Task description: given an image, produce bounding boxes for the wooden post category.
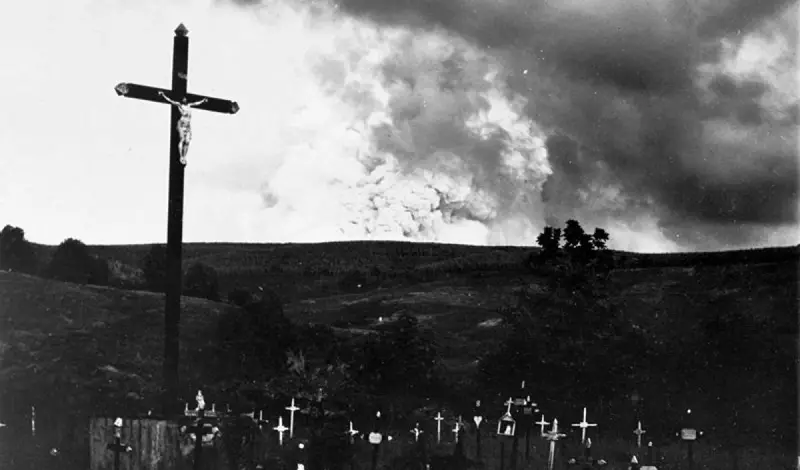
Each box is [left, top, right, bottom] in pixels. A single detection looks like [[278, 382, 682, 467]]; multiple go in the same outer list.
[[500, 440, 506, 470], [114, 24, 240, 416]]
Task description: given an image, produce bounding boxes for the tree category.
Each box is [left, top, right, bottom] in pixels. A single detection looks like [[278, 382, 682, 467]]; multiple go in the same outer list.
[[227, 287, 252, 307], [535, 226, 562, 259], [484, 221, 631, 404], [46, 238, 108, 285], [0, 225, 38, 274], [184, 262, 220, 301], [140, 245, 167, 292], [213, 288, 298, 381], [354, 314, 441, 397]]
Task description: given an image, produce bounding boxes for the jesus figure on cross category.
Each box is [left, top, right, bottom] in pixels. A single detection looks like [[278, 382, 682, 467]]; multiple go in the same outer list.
[[158, 91, 208, 165]]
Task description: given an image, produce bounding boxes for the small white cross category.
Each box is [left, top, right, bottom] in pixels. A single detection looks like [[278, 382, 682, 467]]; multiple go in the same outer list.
[[536, 414, 550, 436], [634, 420, 647, 448], [504, 398, 513, 414], [286, 398, 300, 439], [571, 407, 597, 443], [411, 423, 423, 442], [274, 417, 289, 446], [347, 421, 358, 439]]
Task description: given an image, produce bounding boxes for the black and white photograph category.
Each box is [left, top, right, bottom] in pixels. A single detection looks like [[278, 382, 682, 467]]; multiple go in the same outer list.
[[0, 0, 797, 468]]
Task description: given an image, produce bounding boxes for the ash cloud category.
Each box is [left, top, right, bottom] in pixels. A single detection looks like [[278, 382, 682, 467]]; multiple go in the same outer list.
[[226, 0, 797, 251], [308, 0, 799, 250]]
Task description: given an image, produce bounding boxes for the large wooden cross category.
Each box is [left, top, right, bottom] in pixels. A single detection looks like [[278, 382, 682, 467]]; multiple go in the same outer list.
[[114, 23, 239, 416]]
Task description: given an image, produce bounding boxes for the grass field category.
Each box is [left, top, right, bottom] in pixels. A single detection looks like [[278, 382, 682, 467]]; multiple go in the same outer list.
[[1, 241, 798, 469]]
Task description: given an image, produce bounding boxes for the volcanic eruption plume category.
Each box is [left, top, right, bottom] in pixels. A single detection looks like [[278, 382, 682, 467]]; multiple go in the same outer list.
[[241, 1, 551, 246]]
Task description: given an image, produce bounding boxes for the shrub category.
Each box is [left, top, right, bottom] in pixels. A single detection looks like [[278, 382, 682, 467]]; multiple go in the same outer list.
[[140, 245, 167, 292], [46, 238, 108, 285], [183, 262, 220, 301], [226, 287, 252, 307], [214, 288, 298, 380], [0, 225, 38, 274]]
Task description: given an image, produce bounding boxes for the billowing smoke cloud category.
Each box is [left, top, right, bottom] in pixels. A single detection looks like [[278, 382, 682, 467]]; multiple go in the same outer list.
[[223, 0, 796, 251], [220, 1, 551, 246]]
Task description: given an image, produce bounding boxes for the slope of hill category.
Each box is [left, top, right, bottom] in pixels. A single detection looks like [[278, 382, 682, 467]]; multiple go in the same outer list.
[[2, 242, 797, 454]]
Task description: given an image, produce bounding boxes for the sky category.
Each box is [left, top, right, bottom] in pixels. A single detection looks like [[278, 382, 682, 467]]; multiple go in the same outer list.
[[0, 0, 797, 253]]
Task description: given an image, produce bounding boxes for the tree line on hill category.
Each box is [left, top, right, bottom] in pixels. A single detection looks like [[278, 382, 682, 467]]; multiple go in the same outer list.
[[0, 225, 222, 301]]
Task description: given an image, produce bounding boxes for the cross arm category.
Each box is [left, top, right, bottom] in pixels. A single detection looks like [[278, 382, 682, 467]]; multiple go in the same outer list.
[[114, 83, 240, 114]]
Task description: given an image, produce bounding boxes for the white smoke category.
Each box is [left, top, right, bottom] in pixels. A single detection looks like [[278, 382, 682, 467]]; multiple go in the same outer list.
[[226, 0, 552, 246]]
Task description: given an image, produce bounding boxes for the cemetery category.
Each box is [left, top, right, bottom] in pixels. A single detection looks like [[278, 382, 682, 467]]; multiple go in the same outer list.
[[0, 22, 797, 470]]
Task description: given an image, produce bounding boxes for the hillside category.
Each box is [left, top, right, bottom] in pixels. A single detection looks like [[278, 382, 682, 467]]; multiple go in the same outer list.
[[1, 242, 797, 459]]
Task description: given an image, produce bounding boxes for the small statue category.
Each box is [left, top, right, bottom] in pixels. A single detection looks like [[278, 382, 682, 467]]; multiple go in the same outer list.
[[158, 91, 208, 165]]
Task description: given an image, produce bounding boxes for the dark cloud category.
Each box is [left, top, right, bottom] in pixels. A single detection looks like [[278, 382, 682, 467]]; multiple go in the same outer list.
[[231, 0, 798, 250]]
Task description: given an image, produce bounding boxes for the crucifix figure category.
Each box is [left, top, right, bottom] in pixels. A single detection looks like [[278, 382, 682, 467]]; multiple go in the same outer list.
[[114, 23, 239, 416], [157, 91, 207, 165]]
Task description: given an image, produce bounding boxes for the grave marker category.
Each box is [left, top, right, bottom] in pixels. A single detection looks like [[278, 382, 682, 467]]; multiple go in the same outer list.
[[677, 409, 704, 470], [183, 391, 223, 470], [347, 421, 359, 445], [571, 407, 597, 444], [473, 400, 484, 461], [106, 417, 133, 470], [543, 419, 567, 470], [369, 411, 383, 470], [411, 422, 423, 442], [434, 412, 444, 444], [286, 398, 300, 439], [634, 420, 646, 448], [274, 417, 289, 446], [497, 399, 516, 437], [536, 414, 550, 436], [114, 23, 240, 415]]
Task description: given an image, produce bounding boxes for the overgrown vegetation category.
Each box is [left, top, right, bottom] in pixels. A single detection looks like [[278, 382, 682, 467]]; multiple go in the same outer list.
[[0, 225, 38, 274], [0, 221, 797, 469]]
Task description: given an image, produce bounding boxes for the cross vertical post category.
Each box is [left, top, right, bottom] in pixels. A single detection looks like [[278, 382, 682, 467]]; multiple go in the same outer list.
[[114, 24, 239, 416], [163, 23, 188, 419]]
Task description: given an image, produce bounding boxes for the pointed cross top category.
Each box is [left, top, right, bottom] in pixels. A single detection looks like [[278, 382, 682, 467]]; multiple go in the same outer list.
[[175, 23, 189, 37]]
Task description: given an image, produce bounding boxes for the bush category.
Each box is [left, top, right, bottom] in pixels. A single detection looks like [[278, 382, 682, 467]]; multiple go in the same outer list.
[[227, 287, 252, 307], [213, 288, 298, 380], [183, 262, 220, 301], [46, 238, 108, 285], [0, 225, 38, 274], [140, 245, 167, 292]]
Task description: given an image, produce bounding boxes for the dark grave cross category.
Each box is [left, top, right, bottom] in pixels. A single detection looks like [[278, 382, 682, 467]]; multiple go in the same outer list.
[[521, 398, 537, 461], [184, 391, 223, 470], [106, 418, 133, 470], [114, 23, 239, 417]]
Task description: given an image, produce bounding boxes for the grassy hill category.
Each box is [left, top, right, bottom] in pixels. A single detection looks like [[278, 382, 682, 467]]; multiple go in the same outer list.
[[1, 241, 797, 467]]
